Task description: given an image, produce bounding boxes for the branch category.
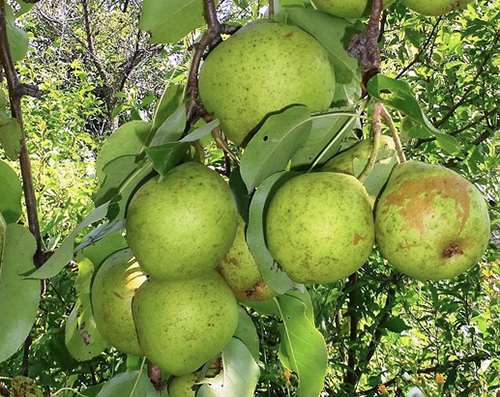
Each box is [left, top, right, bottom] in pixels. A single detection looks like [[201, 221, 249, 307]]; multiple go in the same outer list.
[[344, 273, 361, 390], [359, 101, 382, 182], [0, 383, 9, 397], [381, 105, 406, 163], [0, 0, 43, 254], [348, 0, 384, 88]]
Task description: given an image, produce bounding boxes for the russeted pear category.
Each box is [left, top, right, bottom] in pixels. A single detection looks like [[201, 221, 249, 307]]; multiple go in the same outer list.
[[218, 215, 277, 301], [126, 162, 238, 279], [266, 172, 375, 284], [310, 0, 395, 19], [375, 161, 490, 281], [400, 0, 473, 15], [169, 374, 198, 397], [132, 271, 238, 376], [91, 249, 146, 356], [199, 20, 335, 146]]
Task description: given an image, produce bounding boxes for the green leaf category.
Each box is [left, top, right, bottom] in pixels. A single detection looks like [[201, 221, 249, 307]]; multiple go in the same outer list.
[[13, 1, 35, 17], [5, 5, 28, 62], [234, 307, 260, 362], [240, 105, 312, 192], [96, 370, 163, 397], [247, 171, 303, 295], [0, 213, 5, 264], [229, 167, 251, 223], [290, 110, 358, 170], [197, 338, 260, 397], [153, 84, 185, 130], [0, 159, 22, 223], [96, 121, 152, 183], [26, 203, 110, 279], [276, 291, 327, 397], [140, 0, 208, 44], [80, 230, 128, 270], [64, 258, 107, 361], [0, 224, 40, 363], [284, 8, 360, 84], [0, 117, 22, 160], [382, 316, 411, 333], [367, 75, 462, 155], [149, 103, 186, 147]]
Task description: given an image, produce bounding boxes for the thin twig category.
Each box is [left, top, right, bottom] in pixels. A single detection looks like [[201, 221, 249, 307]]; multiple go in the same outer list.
[[381, 105, 406, 163], [344, 273, 360, 390], [359, 101, 382, 182]]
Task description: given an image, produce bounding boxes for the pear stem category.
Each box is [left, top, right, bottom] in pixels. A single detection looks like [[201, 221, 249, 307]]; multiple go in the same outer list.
[[358, 101, 382, 183], [381, 105, 406, 163], [268, 0, 275, 20]]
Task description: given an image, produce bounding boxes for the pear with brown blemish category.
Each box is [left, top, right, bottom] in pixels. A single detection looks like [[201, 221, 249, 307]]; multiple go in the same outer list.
[[91, 249, 147, 356], [218, 215, 277, 301], [266, 172, 375, 284], [375, 161, 490, 281]]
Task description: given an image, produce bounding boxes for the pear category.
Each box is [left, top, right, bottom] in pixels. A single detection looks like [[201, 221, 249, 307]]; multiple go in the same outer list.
[[400, 0, 473, 15], [126, 162, 238, 279], [375, 161, 490, 281], [168, 374, 198, 397], [266, 172, 375, 284], [218, 215, 277, 301], [132, 271, 238, 376], [199, 20, 335, 146], [91, 249, 146, 356], [311, 0, 396, 19]]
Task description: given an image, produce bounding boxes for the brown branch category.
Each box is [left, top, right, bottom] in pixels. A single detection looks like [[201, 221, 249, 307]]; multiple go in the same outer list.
[[396, 16, 443, 79], [0, 383, 9, 397], [348, 0, 384, 89], [0, 0, 43, 255], [21, 334, 32, 376]]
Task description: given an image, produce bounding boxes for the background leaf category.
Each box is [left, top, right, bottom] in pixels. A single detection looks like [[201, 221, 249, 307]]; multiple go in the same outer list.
[[276, 291, 328, 397], [0, 224, 40, 363], [0, 117, 22, 160], [0, 159, 22, 223], [234, 307, 260, 362], [241, 105, 312, 191], [96, 370, 163, 397]]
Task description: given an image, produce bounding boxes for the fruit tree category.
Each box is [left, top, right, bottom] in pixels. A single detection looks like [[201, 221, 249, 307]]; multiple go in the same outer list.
[[0, 0, 498, 396]]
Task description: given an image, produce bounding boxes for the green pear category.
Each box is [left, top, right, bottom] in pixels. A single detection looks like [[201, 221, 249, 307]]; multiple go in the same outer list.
[[266, 172, 375, 284], [400, 0, 473, 15], [126, 162, 238, 279], [168, 374, 198, 397], [199, 20, 335, 146], [322, 136, 397, 198], [375, 161, 490, 281], [132, 271, 238, 376], [91, 249, 146, 356], [311, 0, 396, 19], [218, 215, 277, 301]]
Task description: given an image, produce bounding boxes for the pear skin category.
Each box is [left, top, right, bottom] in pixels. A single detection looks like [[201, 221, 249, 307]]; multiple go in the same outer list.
[[266, 172, 375, 284], [218, 215, 277, 301], [132, 271, 238, 376], [169, 374, 198, 397], [375, 161, 490, 280], [91, 249, 146, 356], [311, 0, 396, 19], [126, 162, 238, 279], [401, 0, 473, 15]]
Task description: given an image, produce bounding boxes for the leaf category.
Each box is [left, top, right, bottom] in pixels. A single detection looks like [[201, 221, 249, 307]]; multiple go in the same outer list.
[[234, 307, 260, 362], [96, 121, 152, 183], [26, 203, 110, 279], [284, 7, 360, 84], [0, 224, 40, 363], [0, 213, 5, 263], [96, 370, 163, 397], [149, 103, 186, 147], [367, 75, 462, 155], [80, 230, 128, 270], [139, 0, 208, 44], [0, 117, 22, 160], [276, 291, 328, 397], [382, 316, 411, 333], [247, 171, 304, 295], [197, 338, 260, 397], [0, 159, 22, 223], [146, 119, 218, 176], [241, 106, 311, 192], [5, 5, 28, 62], [153, 84, 185, 130], [290, 110, 358, 170], [75, 219, 125, 253], [13, 1, 35, 17], [64, 258, 107, 361], [229, 167, 251, 223]]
